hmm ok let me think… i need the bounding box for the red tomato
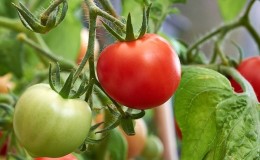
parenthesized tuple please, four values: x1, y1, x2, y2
(96, 34, 181, 109)
(230, 56, 260, 101)
(34, 154, 77, 160)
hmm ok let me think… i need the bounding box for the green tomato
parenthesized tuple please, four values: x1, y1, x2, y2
(13, 84, 92, 158)
(141, 135, 164, 160)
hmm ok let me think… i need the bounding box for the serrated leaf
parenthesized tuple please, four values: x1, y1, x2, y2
(217, 0, 247, 22)
(174, 67, 260, 160)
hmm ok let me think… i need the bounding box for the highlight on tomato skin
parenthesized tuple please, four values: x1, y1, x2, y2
(96, 33, 181, 110)
(230, 56, 260, 101)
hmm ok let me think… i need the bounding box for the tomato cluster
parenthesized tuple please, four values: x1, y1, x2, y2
(97, 33, 181, 110)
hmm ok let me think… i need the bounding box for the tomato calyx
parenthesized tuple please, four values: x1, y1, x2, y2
(102, 4, 151, 41)
(48, 63, 90, 99)
(12, 1, 68, 34)
(95, 106, 145, 136)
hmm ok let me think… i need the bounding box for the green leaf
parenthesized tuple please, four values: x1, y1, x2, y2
(217, 0, 247, 22)
(174, 67, 260, 160)
(106, 129, 127, 160)
(42, 0, 81, 61)
(0, 29, 23, 78)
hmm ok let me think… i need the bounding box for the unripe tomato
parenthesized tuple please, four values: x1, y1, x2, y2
(97, 34, 181, 109)
(121, 119, 147, 159)
(76, 28, 100, 64)
(230, 56, 260, 101)
(34, 154, 77, 160)
(13, 84, 92, 158)
(141, 135, 164, 159)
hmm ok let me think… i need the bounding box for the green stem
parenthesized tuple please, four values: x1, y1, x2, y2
(244, 22, 260, 54)
(17, 33, 75, 70)
(219, 66, 257, 100)
(73, 1, 98, 82)
(98, 0, 119, 18)
(187, 21, 242, 62)
(95, 81, 126, 116)
(0, 17, 28, 33)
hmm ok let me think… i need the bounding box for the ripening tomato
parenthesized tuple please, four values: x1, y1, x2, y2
(13, 84, 92, 158)
(230, 56, 260, 101)
(97, 34, 181, 109)
(121, 119, 147, 159)
(34, 154, 77, 160)
(76, 28, 99, 64)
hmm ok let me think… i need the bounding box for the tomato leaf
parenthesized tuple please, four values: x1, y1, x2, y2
(174, 67, 260, 160)
(217, 0, 247, 22)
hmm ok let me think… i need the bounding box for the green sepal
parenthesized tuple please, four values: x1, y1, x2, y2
(71, 75, 88, 98)
(231, 41, 244, 64)
(84, 78, 95, 101)
(45, 6, 59, 29)
(12, 2, 45, 32)
(125, 13, 136, 41)
(129, 110, 145, 119)
(101, 20, 124, 41)
(89, 122, 105, 132)
(59, 71, 74, 98)
(95, 118, 121, 134)
(120, 116, 135, 135)
(48, 63, 58, 92)
(56, 0, 68, 26)
(107, 105, 121, 117)
(53, 62, 61, 89)
(85, 135, 109, 145)
(138, 4, 151, 39)
(12, 1, 68, 34)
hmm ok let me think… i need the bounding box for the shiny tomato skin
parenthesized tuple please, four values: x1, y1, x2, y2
(230, 56, 260, 101)
(97, 34, 181, 109)
(13, 84, 92, 158)
(34, 154, 77, 160)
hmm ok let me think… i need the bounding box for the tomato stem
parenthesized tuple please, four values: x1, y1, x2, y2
(17, 33, 75, 70)
(187, 0, 258, 62)
(219, 66, 258, 101)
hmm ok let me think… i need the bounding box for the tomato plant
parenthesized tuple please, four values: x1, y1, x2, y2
(230, 56, 260, 101)
(34, 154, 78, 160)
(13, 84, 92, 158)
(97, 33, 181, 109)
